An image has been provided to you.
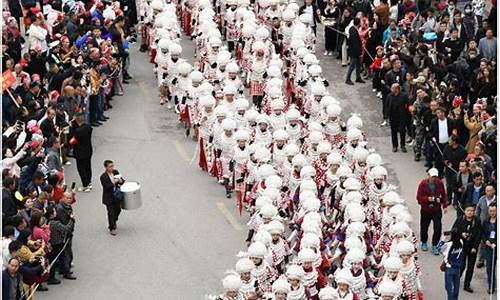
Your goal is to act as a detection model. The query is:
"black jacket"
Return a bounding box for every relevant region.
[2,188,18,219]
[2,269,22,300]
[347,26,362,58]
[385,92,409,122]
[442,144,468,171]
[69,121,93,159]
[460,183,486,207]
[452,216,482,251]
[430,117,455,143]
[100,170,119,205]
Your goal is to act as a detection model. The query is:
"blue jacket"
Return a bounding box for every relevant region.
[2,269,22,300]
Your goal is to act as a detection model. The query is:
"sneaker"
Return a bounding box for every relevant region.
[328,51,334,56]
[392,147,398,152]
[47,278,61,285]
[421,242,428,252]
[77,187,85,192]
[476,261,484,268]
[167,103,172,109]
[372,88,377,92]
[64,161,71,166]
[380,120,387,126]
[377,92,382,98]
[323,50,329,56]
[432,245,439,255]
[110,229,117,236]
[83,187,91,192]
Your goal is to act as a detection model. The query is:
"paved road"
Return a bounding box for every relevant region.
[38,32,491,300]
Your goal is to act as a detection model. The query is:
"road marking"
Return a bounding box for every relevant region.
[216,202,243,231]
[172,140,191,162]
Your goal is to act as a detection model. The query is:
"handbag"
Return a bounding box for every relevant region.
[113,186,124,203]
[440,261,447,272]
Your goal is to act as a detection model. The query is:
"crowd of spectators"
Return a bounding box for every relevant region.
[2,0,135,296]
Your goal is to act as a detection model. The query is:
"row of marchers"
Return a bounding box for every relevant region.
[136,0,423,298]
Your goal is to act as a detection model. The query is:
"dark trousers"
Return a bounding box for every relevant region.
[48,243,69,278]
[346,56,361,82]
[324,27,338,52]
[390,120,406,148]
[485,246,497,290]
[76,157,92,187]
[420,211,442,246]
[444,267,461,300]
[105,201,122,230]
[433,142,447,177]
[89,95,98,123]
[460,247,477,287]
[444,169,456,205]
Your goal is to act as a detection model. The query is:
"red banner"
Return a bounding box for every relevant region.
[1,70,16,92]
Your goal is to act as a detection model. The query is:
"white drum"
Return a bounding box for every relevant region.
[120,181,142,210]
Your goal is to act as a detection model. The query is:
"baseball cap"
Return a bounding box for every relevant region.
[428,168,439,177]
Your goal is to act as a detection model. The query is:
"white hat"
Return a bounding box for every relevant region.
[396,240,414,255]
[303,53,319,65]
[343,191,363,205]
[271,99,285,110]
[327,152,343,165]
[346,128,362,142]
[255,27,270,40]
[302,197,321,213]
[383,191,403,206]
[370,166,388,179]
[177,62,192,75]
[267,86,282,99]
[344,248,365,264]
[235,97,249,110]
[300,179,317,193]
[254,229,272,246]
[343,178,361,191]
[257,163,275,177]
[336,165,353,178]
[296,47,309,58]
[326,104,342,117]
[226,62,239,73]
[389,221,412,238]
[300,165,316,179]
[254,148,272,163]
[396,211,413,224]
[318,286,337,300]
[260,204,278,219]
[234,129,250,141]
[214,105,229,117]
[263,188,280,202]
[286,264,305,280]
[335,268,353,285]
[235,257,255,274]
[189,70,203,82]
[309,131,323,144]
[273,129,289,141]
[286,108,301,121]
[266,220,284,235]
[256,114,270,125]
[389,204,408,219]
[223,84,237,95]
[345,205,365,222]
[222,273,242,291]
[366,153,383,167]
[311,83,327,96]
[344,236,364,251]
[308,64,322,76]
[199,82,214,96]
[282,9,296,21]
[221,118,237,131]
[267,65,281,78]
[346,222,366,237]
[245,109,259,122]
[266,175,283,189]
[428,167,439,177]
[378,280,400,297]
[383,256,403,272]
[272,278,291,294]
[255,196,272,210]
[247,241,268,258]
[317,142,331,154]
[158,38,169,50]
[151,0,164,10]
[299,13,311,24]
[284,144,300,156]
[298,248,316,263]
[301,233,320,250]
[168,43,182,55]
[209,36,223,47]
[347,114,363,129]
[352,147,369,162]
[199,96,216,108]
[292,154,308,168]
[308,122,323,133]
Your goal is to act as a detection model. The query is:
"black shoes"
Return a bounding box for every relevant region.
[47,278,61,285]
[355,78,366,83]
[464,286,474,293]
[345,80,354,85]
[414,155,421,161]
[63,274,77,280]
[401,147,407,153]
[37,285,49,291]
[392,147,398,152]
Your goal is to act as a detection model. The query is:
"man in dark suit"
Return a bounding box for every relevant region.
[2,258,22,300]
[430,106,455,177]
[345,18,365,85]
[100,160,123,235]
[386,83,409,152]
[70,112,93,192]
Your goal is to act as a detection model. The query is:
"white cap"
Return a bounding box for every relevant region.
[214,105,229,117]
[352,147,369,162]
[282,9,296,21]
[383,256,403,272]
[317,142,331,154]
[346,128,362,142]
[177,62,192,75]
[308,64,322,76]
[273,129,289,141]
[286,264,305,280]
[271,99,285,110]
[428,167,439,177]
[272,278,291,294]
[256,114,270,125]
[254,148,272,163]
[300,179,317,192]
[292,154,308,168]
[221,118,237,131]
[189,70,203,82]
[226,62,239,73]
[254,229,272,246]
[370,166,388,179]
[347,114,363,129]
[343,177,361,191]
[266,175,283,189]
[309,131,323,144]
[169,43,182,55]
[260,204,278,219]
[223,84,237,95]
[318,286,337,300]
[222,273,242,291]
[326,104,342,117]
[303,53,319,65]
[346,222,366,237]
[335,268,353,285]
[199,95,216,107]
[257,163,275,177]
[158,38,169,49]
[300,165,316,179]
[247,241,268,258]
[255,196,272,210]
[383,191,403,206]
[378,280,400,297]
[366,153,383,167]
[284,144,300,156]
[267,65,281,78]
[255,27,270,40]
[235,257,255,273]
[344,248,365,264]
[311,83,327,96]
[235,97,249,110]
[336,165,353,177]
[344,236,364,251]
[396,240,414,255]
[266,220,284,235]
[327,152,343,165]
[389,222,412,238]
[286,108,301,121]
[299,13,311,24]
[245,109,259,122]
[301,233,320,250]
[234,129,250,141]
[209,36,223,47]
[298,248,316,263]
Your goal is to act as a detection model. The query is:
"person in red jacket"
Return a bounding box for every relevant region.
[416,168,448,255]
